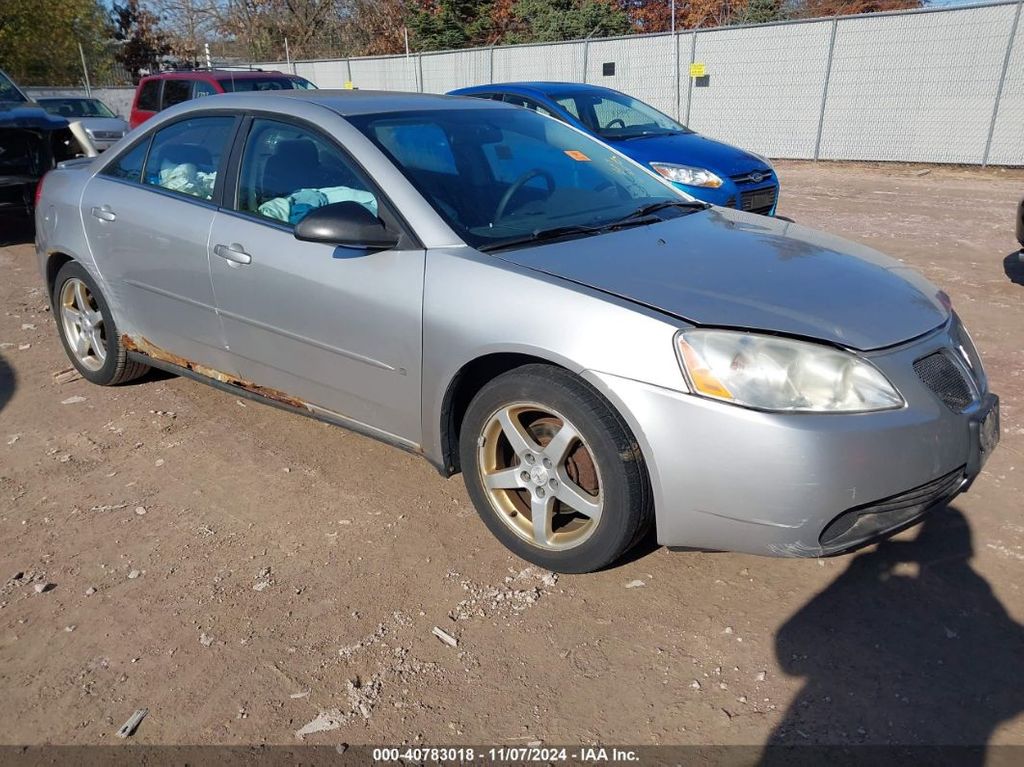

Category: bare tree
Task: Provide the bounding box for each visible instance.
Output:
[152,0,221,65]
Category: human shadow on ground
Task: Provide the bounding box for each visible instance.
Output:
[0,354,14,415]
[1003,250,1024,286]
[762,506,1024,765]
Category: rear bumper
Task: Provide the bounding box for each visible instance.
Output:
[583,326,996,558]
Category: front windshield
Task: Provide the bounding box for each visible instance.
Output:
[0,71,28,103]
[552,90,691,140]
[349,107,688,251]
[217,76,316,92]
[39,98,115,118]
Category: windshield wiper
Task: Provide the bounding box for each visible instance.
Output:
[478,224,603,253]
[614,199,710,222]
[618,129,686,140]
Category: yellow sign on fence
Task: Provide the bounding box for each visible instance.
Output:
[689,62,706,78]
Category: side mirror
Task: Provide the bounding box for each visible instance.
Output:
[294,201,399,250]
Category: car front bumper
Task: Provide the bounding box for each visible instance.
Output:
[670,177,779,217]
[583,322,997,557]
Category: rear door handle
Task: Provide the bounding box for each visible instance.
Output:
[90,205,116,222]
[213,243,252,265]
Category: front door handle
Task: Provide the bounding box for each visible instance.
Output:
[90,205,116,222]
[213,243,252,265]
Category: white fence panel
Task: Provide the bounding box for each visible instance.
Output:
[421,48,491,93]
[986,6,1024,166]
[349,56,417,91]
[492,42,586,83]
[584,35,678,119]
[819,4,1018,164]
[687,20,834,160]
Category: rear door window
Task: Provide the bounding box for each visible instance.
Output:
[501,94,553,118]
[161,79,192,110]
[141,116,236,201]
[137,80,161,112]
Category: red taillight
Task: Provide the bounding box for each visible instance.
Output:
[34,172,47,209]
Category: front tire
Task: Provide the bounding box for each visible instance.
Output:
[52,261,149,386]
[460,364,653,573]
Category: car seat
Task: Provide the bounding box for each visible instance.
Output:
[261,139,320,201]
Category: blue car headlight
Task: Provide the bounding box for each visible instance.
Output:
[650,163,724,189]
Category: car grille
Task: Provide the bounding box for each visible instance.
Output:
[91,131,124,140]
[819,466,965,549]
[739,186,777,215]
[731,169,774,186]
[913,351,975,413]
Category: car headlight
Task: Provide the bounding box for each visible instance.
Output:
[650,163,723,189]
[675,330,904,412]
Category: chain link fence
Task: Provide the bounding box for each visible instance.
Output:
[254,1,1023,166]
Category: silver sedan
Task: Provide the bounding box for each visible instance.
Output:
[35,91,1000,572]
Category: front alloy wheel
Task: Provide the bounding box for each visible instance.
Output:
[460,364,653,573]
[479,403,603,551]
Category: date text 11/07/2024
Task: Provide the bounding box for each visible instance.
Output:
[372,746,640,762]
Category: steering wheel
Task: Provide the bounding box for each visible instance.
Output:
[495,169,556,221]
[605,118,626,129]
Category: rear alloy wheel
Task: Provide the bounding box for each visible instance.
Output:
[460,364,652,573]
[59,277,107,372]
[52,261,149,386]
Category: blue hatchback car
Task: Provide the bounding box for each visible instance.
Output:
[449,82,778,215]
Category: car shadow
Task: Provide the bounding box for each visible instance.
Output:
[1003,250,1024,286]
[0,354,15,415]
[760,506,1024,763]
[0,218,34,247]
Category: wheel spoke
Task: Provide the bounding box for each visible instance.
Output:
[74,280,90,312]
[555,475,602,520]
[62,305,81,328]
[543,421,579,464]
[74,331,90,357]
[531,493,555,546]
[90,328,107,362]
[497,408,541,456]
[483,467,522,490]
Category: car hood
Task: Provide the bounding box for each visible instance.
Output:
[78,116,128,133]
[0,103,69,130]
[492,208,948,351]
[605,132,768,177]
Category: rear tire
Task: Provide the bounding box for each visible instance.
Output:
[460,364,653,573]
[52,261,149,386]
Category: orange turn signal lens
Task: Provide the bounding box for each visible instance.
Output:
[677,337,733,400]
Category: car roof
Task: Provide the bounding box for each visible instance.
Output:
[172,89,516,117]
[143,69,294,81]
[37,96,100,102]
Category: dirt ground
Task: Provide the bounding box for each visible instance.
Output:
[1,160,1023,750]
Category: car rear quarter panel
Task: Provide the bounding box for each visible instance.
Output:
[35,162,103,294]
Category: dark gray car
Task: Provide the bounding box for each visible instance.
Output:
[34,91,1000,572]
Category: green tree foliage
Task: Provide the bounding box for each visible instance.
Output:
[733,0,785,24]
[509,0,631,43]
[0,0,114,86]
[410,1,493,51]
[113,0,171,81]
